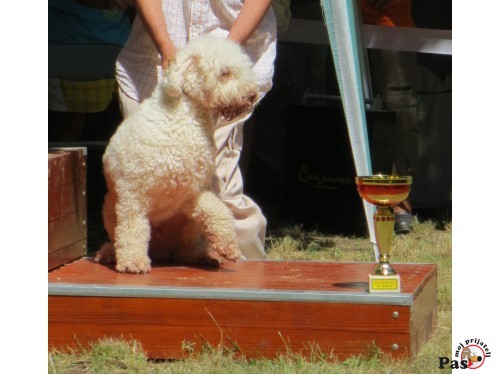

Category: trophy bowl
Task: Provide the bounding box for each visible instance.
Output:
[355,175,412,284]
[356,175,412,207]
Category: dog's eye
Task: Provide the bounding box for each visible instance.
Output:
[219,70,232,79]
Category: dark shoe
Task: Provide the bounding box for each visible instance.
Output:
[394,212,415,235]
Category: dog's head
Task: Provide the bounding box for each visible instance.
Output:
[162,36,259,121]
[461,347,483,363]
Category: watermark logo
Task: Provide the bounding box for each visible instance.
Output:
[439,338,491,369]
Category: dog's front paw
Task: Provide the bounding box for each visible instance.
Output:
[223,243,243,261]
[115,254,152,274]
[212,241,242,262]
[94,242,116,264]
[201,242,242,267]
[200,251,226,268]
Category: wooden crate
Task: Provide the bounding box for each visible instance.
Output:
[48,148,87,270]
[48,259,437,360]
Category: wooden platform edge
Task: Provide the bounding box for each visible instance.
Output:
[48,261,438,360]
[48,295,413,360]
[410,268,438,356]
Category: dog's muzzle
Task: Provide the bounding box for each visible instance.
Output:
[218,93,257,121]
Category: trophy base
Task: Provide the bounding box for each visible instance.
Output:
[369,274,401,293]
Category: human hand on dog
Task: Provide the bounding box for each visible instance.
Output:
[160,45,177,69]
[135,0,177,69]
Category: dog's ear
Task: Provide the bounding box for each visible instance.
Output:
[161,55,200,98]
[461,348,470,360]
[162,59,183,98]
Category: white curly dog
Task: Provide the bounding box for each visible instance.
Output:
[95,36,258,273]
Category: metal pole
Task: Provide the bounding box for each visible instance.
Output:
[351,0,374,108]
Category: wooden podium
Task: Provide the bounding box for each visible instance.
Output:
[48,259,437,360]
[48,149,87,271]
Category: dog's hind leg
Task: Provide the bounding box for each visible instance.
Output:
[113,190,152,273]
[184,190,242,266]
[95,189,118,264]
[94,241,116,264]
[102,188,117,241]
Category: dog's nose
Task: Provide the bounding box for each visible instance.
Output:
[247,93,257,103]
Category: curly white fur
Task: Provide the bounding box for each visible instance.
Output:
[95,36,258,273]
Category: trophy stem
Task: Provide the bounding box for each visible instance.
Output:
[373,206,397,276]
[356,175,412,292]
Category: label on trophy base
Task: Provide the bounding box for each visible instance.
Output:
[369,274,401,293]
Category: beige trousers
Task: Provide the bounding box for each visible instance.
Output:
[118,88,267,260]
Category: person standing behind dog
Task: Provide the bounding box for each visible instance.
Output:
[361,0,419,234]
[48,0,134,140]
[115,0,277,259]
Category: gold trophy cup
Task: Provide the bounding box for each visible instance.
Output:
[355,175,412,293]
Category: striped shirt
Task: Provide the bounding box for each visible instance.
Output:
[116,0,277,102]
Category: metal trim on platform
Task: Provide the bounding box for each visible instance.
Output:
[48,283,413,306]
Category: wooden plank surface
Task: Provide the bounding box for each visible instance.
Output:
[48,179,78,221]
[48,240,87,271]
[48,149,87,269]
[48,212,86,254]
[48,150,78,190]
[410,272,438,356]
[49,295,410,333]
[48,258,436,296]
[49,295,412,360]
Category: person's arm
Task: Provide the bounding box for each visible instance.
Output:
[135,0,177,68]
[227,0,272,44]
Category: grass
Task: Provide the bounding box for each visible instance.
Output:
[48,219,452,374]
